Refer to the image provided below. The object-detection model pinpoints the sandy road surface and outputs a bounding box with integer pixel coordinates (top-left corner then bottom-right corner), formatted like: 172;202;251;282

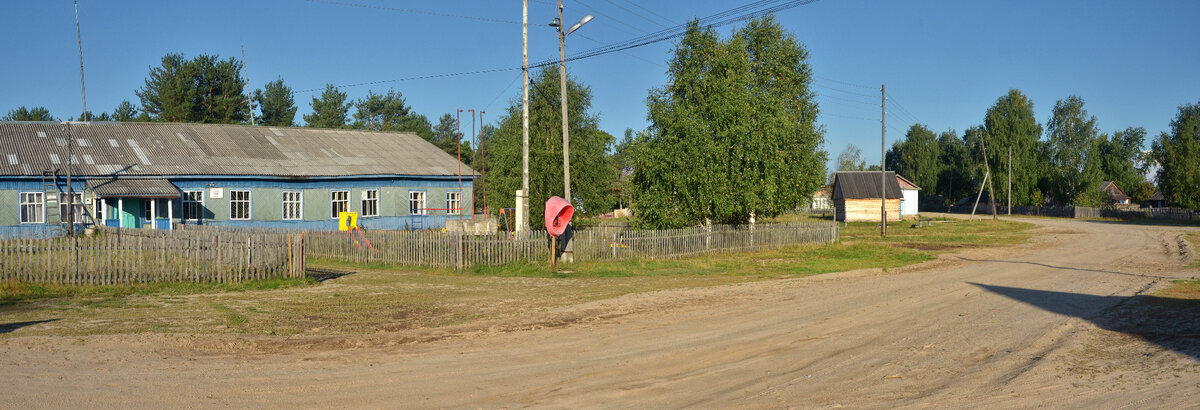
2;216;1199;408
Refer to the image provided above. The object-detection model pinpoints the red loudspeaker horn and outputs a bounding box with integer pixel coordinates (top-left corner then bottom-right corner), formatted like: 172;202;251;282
544;196;574;237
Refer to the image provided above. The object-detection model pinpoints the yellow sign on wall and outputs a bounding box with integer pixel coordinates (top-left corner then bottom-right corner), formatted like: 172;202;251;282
338;211;358;231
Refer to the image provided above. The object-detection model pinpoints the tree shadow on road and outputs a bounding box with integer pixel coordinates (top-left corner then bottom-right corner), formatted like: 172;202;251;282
0;319;59;334
969;283;1200;362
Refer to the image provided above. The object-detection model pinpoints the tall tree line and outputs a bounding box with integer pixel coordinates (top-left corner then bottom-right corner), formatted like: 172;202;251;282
885;90;1168;207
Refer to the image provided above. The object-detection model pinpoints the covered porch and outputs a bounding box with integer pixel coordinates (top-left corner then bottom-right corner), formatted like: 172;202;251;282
89;179;180;230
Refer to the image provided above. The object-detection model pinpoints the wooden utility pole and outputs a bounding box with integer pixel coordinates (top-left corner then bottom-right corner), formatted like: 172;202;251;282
880;84;887;237
1007;145;1012;215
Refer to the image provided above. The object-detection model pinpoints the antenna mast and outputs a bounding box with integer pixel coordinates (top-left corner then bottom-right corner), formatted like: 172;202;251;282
242;44;255;126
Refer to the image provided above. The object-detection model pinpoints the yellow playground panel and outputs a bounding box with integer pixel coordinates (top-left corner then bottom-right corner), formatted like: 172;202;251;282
338;211;359;231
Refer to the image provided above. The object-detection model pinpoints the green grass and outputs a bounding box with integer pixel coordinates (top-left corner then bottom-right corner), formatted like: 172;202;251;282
0;277;315;307
468;242;932;279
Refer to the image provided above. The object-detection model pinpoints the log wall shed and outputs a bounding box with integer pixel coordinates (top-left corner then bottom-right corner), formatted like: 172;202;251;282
832;171;902;223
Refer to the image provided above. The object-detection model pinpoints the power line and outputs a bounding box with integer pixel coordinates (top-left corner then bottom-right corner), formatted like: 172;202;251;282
823;113;876;122
301;0;821;93
616;0;675;26
484;73;524;111
813;82;876;99
815;75;875;89
602;0;671;28
816;93;875;106
887;95;924;125
574;0;653;36
306;0;523;24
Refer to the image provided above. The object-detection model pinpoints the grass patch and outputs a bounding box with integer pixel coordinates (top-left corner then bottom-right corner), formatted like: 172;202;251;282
1186;234;1200;270
469;242;932;279
0;277;315;307
1158;279;1200;299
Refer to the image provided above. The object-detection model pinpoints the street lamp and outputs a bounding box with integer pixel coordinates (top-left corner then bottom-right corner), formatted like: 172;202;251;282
550;0;592;263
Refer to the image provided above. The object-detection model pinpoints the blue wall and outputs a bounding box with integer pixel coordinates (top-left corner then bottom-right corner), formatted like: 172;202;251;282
1;174;475;231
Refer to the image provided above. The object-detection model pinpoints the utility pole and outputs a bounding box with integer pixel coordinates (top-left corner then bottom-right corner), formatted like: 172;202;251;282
1007;145;1012;215
242;44;254;126
69;0;85;236
557;0;573;262
469;109;476;218
475;110;480;215
518;0;530;234
880;84;887;237
457;109;463;222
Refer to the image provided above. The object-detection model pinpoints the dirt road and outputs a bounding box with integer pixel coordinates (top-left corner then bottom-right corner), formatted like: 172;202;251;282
3;216;1199;408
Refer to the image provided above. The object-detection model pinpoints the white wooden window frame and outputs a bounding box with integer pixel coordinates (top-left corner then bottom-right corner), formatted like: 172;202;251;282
361;189;379;217
282;191;303;221
330;190;349;219
446;191;461;215
409;191;426;215
182;190;204;221
229;190;251;220
19;192;44;224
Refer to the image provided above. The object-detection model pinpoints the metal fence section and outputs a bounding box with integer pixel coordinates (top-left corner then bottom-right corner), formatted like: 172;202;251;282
0;227;305;285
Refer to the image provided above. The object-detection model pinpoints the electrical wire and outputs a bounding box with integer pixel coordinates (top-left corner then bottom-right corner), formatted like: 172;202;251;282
813;82;877;99
602;0;671;28
305;0;522;24
300;0;821;93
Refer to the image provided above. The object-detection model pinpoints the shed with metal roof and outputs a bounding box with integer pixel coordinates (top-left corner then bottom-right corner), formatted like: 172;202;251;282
831;171;903;222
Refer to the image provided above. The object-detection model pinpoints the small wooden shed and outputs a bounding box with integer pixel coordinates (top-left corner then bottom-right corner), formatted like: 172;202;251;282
832;171;902;222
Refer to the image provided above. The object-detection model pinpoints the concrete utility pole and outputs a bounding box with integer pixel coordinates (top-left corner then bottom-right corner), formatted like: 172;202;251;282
880;84;887;237
556;0;572;261
469;109;477;217
517;0;530;234
480;110;487;216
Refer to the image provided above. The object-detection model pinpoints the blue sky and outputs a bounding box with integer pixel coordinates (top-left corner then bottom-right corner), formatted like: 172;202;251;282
2;0;1198;171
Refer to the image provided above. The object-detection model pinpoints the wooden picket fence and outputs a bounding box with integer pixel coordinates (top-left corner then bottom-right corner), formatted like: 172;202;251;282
301;222;839;269
0;227;305;285
0;222;836;284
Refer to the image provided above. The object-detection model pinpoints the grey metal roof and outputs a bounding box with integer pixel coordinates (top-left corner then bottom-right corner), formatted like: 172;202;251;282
0;122;474;178
832;171;902;199
89;178;180;198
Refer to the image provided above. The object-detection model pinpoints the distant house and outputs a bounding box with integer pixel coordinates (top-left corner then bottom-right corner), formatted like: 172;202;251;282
896;174;921;218
831;171;902;222
1099;181;1131;206
1144;191;1167;208
0;122;474;235
810;186;832;210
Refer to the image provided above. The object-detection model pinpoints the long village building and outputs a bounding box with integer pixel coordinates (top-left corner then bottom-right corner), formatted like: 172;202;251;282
0;122;474;235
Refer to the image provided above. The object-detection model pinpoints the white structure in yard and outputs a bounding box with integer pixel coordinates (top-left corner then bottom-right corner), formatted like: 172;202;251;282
896;174;921;218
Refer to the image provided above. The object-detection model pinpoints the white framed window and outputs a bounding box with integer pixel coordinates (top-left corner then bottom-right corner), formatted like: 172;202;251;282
409;191;426;215
446;191;461;215
59;192;83;223
182;190;204;221
229;190;251;220
361;189;379;217
330;190;349;218
283;191;303;220
19;192;44;224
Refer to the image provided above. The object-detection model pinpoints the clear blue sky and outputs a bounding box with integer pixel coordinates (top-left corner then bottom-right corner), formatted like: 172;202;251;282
3;0;1198;172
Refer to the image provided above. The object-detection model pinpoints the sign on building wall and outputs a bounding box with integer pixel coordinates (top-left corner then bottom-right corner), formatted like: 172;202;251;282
209;188;223;199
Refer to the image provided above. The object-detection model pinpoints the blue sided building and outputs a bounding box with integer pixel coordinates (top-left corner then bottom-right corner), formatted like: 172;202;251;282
0;121;475;235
